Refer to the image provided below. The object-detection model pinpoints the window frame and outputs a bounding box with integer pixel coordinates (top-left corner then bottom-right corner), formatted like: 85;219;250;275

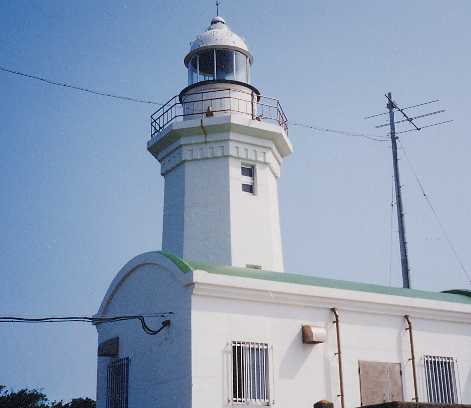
106;357;129;408
215;49;236;81
231;341;271;406
187;49;251;85
424;355;459;404
241;163;256;195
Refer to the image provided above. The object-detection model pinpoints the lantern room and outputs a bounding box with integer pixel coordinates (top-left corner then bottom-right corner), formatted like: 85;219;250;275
184;16;253;87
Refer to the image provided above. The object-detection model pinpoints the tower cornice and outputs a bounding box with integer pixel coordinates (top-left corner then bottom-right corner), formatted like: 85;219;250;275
147;115;292;177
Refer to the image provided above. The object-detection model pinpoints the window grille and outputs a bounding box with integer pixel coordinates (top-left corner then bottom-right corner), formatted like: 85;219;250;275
424;355;459;404
241;164;255;194
107;357;129;408
232;341;270;405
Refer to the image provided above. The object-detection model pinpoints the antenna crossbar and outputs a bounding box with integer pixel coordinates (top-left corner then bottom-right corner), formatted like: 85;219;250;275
364;99;439;120
396;120;454;135
375;109;445;129
385;93;421;131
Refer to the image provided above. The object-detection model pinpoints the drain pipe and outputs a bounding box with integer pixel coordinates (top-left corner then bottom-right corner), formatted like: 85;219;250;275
404;315;419;402
331;308;345;408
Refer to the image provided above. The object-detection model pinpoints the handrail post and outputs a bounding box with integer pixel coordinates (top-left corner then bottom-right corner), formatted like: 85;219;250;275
332;308;345;408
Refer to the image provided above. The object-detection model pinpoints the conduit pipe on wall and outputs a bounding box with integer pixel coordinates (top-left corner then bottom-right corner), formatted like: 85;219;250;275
331;308;345;408
404;315;419;402
200;118;208;141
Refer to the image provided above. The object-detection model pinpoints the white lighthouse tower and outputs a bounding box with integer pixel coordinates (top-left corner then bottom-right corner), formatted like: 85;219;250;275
148;15;292;271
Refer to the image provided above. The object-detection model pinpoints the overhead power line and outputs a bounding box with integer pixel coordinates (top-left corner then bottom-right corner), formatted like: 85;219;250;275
1;64;393;142
0;313;173;335
398;141;471;286
290;122;389;142
1;64;394;142
0;65;164;106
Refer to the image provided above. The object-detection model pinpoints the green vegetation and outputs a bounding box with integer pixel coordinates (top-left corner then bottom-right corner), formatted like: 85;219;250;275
0;386;95;408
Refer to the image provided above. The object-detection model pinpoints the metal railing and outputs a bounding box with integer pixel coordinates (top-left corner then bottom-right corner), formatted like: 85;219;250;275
150;88;288;140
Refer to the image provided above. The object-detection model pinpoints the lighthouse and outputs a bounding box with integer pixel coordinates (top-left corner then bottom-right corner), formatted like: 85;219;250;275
147;16;292;271
95;13;471;408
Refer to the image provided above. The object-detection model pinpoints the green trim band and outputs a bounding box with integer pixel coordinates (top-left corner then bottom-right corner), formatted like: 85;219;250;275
187;261;471;306
158;251;194;273
154;253;471;306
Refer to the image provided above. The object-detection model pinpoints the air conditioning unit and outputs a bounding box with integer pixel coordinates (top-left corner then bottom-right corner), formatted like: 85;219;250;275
302;325;327;344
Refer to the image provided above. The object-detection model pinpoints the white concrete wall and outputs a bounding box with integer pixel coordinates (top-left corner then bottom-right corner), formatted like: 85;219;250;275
191;293;471;408
162;163;186;257
162;156;233;265
181;82;255;120
156;115;291;271
95;254;192;408
411;317;471;402
229;156;284;271
96;256;471;408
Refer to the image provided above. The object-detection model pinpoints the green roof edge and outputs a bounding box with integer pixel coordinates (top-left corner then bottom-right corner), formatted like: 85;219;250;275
158;250;194;273
442;289;471;298
186;261;471;306
154;253;471;306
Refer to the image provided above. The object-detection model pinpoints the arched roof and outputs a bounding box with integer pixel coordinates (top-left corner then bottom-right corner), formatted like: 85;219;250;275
95;251;192;317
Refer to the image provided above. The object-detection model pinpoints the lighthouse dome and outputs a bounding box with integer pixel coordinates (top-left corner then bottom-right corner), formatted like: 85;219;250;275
184;16;253;86
185;16;252;62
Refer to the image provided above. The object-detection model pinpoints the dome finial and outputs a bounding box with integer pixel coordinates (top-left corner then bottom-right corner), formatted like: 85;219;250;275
216;0;220;16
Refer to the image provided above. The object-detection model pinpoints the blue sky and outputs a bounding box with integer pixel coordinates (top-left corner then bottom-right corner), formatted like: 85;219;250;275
1;0;470;401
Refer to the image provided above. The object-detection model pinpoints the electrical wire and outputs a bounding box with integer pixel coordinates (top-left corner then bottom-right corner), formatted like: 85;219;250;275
3;64;468;285
0;313;173;335
0;65;164;106
398;141;471;286
290;122;389;142
1;65;394;142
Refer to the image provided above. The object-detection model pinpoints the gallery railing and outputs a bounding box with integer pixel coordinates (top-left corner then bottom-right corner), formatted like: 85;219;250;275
150;88;288;140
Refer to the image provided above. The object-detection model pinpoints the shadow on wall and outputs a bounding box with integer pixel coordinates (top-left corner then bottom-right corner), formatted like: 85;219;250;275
278;329;316;379
323;333;334;402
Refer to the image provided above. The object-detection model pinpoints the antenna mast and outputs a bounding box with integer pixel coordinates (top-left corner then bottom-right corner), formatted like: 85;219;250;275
366;93;452;289
387;92;411;288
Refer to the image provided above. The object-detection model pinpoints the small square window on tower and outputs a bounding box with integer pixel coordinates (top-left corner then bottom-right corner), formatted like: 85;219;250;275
241;164;255;194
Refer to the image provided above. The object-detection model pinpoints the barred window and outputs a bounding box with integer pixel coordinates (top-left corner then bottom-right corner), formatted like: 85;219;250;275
232;341;270;405
424;355;459;404
107;357;129;408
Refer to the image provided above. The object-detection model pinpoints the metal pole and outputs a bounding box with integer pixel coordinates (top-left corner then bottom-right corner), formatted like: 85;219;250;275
404;315;419;402
332;308;345;408
387;92;411;288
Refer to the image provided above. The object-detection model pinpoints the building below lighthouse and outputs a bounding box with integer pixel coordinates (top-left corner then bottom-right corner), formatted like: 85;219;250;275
95;15;471;408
